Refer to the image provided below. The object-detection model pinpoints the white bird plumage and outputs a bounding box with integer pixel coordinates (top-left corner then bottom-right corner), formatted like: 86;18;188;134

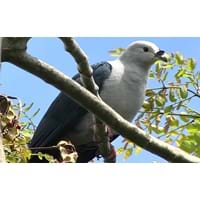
30;40;167;162
74;41;166;142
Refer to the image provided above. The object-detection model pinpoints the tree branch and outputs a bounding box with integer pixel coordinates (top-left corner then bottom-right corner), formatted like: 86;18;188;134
2;37;31;51
139;111;200;119
59;37;99;95
59;37;115;162
147;86;200;99
2;43;200;163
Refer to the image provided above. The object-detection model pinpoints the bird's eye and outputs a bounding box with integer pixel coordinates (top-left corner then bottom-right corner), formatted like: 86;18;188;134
143;47;149;52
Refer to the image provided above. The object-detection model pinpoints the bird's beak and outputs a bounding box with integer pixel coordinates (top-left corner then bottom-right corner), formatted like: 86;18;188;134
155;50;168;62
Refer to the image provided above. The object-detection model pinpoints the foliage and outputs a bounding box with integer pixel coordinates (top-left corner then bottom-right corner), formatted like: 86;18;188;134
110;49;200;160
1;47;200;162
0;95;32;162
0;96;49;162
0;95;79;163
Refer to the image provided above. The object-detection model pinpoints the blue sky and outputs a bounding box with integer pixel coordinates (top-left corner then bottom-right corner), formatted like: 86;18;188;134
1;37;200;162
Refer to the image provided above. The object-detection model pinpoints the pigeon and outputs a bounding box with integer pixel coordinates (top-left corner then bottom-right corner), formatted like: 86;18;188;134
29;40;167;162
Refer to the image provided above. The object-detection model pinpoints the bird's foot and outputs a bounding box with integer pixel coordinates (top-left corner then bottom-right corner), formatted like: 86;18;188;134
103;144;116;163
107;126;114;138
96;143;116;162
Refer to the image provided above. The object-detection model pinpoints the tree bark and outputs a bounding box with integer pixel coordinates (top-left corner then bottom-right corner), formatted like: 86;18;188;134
59;37;115;162
2;42;200;162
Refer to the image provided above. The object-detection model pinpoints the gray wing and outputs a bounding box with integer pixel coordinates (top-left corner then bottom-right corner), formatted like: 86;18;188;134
29;62;112;148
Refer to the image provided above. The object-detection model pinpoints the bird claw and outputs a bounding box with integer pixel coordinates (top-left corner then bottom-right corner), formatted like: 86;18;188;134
107;126;114;138
103;144;116;163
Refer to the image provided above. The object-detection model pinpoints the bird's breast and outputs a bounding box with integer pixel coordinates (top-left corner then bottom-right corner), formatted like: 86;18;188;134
100;62;146;121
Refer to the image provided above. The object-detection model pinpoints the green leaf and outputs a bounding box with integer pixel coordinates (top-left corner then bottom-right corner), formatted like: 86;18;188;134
142;98;154;111
169;89;177;102
161;64;173;69
135;146;142;155
196;72;200;80
192;132;200;144
175;52;184;65
161;71;168;81
30;108;40;119
117;147;125;155
166;115;179;127
180;112;190;122
187;123;200;134
194;118;200;124
179;85;188;99
187;58;196;71
21;129;33;138
155;94;166;107
38;152;44;160
164;105;174;114
146;90;155;97
123;148;133;160
142;101;151;111
155;62;161;73
168;130;178;136
44;154;55;162
109;48;125;57
151;124;164;134
23;149;32;160
149;70;155;79
179;140;196;153
24;103;34;112
195;147;200;157
175;69;185;79
157;126;164;134
182;72;193;80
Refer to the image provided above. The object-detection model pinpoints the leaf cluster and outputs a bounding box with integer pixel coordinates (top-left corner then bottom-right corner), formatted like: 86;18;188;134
111;50;200;160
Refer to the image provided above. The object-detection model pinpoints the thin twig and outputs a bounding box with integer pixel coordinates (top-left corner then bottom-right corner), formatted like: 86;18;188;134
187;88;200;98
21;110;37;131
171;120;195;145
139;111;200;119
29;145;58;151
167;95;195;108
147;85;200;98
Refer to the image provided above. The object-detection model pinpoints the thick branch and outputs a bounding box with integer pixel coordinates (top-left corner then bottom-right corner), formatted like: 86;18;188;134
59;37;114;162
3;49;200;163
2;37;31;52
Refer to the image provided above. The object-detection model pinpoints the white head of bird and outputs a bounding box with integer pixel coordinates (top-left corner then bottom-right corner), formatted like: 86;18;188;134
119;40;167;68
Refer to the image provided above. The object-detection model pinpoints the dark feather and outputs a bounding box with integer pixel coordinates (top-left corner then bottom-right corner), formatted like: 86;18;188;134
29;62;115;162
